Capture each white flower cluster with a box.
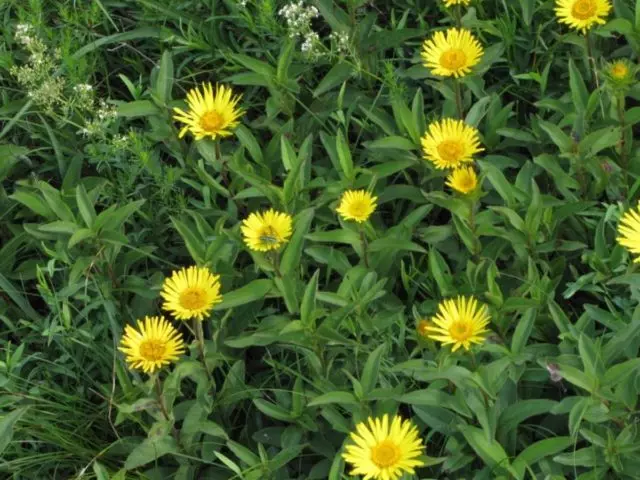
[279,1,319,38]
[73,84,93,93]
[237,0,248,7]
[330,31,350,55]
[15,24,34,45]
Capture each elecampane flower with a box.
[417,319,433,338]
[555,0,611,33]
[241,209,293,252]
[421,28,484,78]
[161,266,223,321]
[425,296,490,352]
[118,316,185,374]
[342,414,426,480]
[336,190,377,223]
[173,83,243,140]
[421,118,483,169]
[446,166,478,194]
[443,0,471,5]
[617,203,640,263]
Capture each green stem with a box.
[468,198,479,259]
[215,140,229,187]
[454,78,464,120]
[271,250,282,277]
[154,376,171,422]
[585,31,596,85]
[617,93,629,199]
[194,320,214,383]
[360,228,370,268]
[454,5,462,27]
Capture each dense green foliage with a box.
[3,0,640,479]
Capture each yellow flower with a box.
[425,296,490,352]
[118,316,186,374]
[617,202,640,263]
[342,414,425,480]
[241,209,293,252]
[446,166,478,194]
[416,319,433,338]
[421,118,483,169]
[443,0,471,5]
[336,190,377,223]
[554,0,611,33]
[161,266,223,321]
[610,61,630,80]
[421,28,484,78]
[173,83,244,140]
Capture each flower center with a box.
[611,63,629,79]
[200,110,224,132]
[437,140,464,165]
[259,226,281,246]
[459,175,475,191]
[440,48,468,70]
[349,200,368,217]
[139,339,166,362]
[449,321,473,341]
[179,287,208,311]
[371,440,401,468]
[571,0,597,20]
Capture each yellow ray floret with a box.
[421,28,484,78]
[425,296,490,352]
[443,0,471,5]
[173,83,244,140]
[421,118,483,170]
[342,414,426,480]
[555,0,611,33]
[336,190,377,223]
[617,203,640,263]
[118,316,186,374]
[161,266,223,321]
[241,209,293,252]
[446,166,478,194]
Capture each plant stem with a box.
[454,78,464,120]
[271,250,282,277]
[617,92,629,199]
[194,320,214,383]
[585,31,596,84]
[214,140,229,187]
[454,5,462,27]
[154,376,171,422]
[359,227,370,268]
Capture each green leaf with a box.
[568,58,588,111]
[512,437,573,478]
[360,344,386,396]
[154,50,174,105]
[231,53,276,78]
[300,270,320,328]
[117,100,161,118]
[75,184,96,228]
[538,119,573,152]
[124,435,177,470]
[365,136,417,151]
[460,425,515,475]
[307,391,359,407]
[253,399,293,421]
[511,308,537,354]
[335,131,354,180]
[280,208,315,276]
[0,407,28,456]
[313,63,353,97]
[214,279,274,310]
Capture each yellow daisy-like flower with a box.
[554,0,611,33]
[421,118,484,170]
[446,166,478,194]
[342,414,426,480]
[173,83,244,140]
[421,28,484,78]
[336,190,377,223]
[241,209,293,252]
[161,266,223,321]
[416,319,433,338]
[617,202,640,263]
[425,296,490,352]
[118,316,186,374]
[443,0,471,5]
[610,61,630,80]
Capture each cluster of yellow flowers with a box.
[116,1,640,479]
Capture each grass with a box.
[2,0,640,479]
